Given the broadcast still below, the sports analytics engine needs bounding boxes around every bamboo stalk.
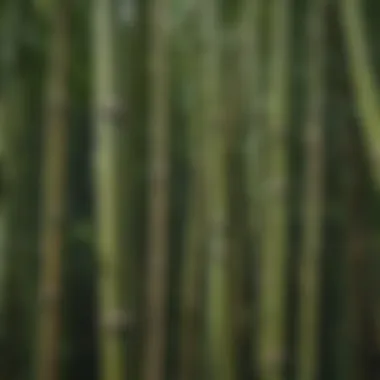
[1,80,40,380]
[239,0,265,372]
[178,164,205,380]
[92,0,127,378]
[142,0,171,377]
[338,0,380,358]
[258,0,291,379]
[296,0,326,379]
[0,101,6,337]
[35,2,70,380]
[338,0,380,188]
[0,6,42,380]
[0,0,21,341]
[200,0,235,379]
[344,122,367,380]
[223,25,249,378]
[178,17,206,380]
[240,0,264,230]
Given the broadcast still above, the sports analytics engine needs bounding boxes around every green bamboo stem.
[142,0,171,377]
[0,101,6,333]
[178,165,205,380]
[344,126,367,380]
[117,17,139,380]
[239,0,265,370]
[1,78,40,380]
[93,0,126,379]
[222,26,249,377]
[338,0,380,354]
[258,0,291,379]
[0,7,41,380]
[240,0,264,221]
[35,2,70,380]
[177,18,206,380]
[0,0,21,341]
[296,0,326,379]
[200,0,235,379]
[338,0,380,188]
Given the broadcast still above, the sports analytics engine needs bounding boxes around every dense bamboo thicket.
[0,1,380,380]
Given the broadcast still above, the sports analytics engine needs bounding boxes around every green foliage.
[1,0,380,380]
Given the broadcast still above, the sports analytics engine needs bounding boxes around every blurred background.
[0,0,379,380]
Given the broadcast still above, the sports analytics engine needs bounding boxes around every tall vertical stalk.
[239,0,265,372]
[223,24,248,379]
[338,0,380,188]
[338,0,380,354]
[178,151,205,380]
[258,0,291,379]
[177,13,206,380]
[296,0,326,379]
[240,0,264,234]
[200,0,235,379]
[0,0,21,349]
[143,0,171,377]
[35,2,70,380]
[1,76,41,380]
[0,5,43,380]
[0,102,5,331]
[93,0,126,378]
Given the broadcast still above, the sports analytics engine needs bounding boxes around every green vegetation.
[0,1,379,380]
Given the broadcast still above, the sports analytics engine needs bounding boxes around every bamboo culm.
[93,0,127,378]
[338,0,380,188]
[258,0,291,379]
[296,0,326,378]
[35,2,70,380]
[200,0,235,379]
[143,0,171,378]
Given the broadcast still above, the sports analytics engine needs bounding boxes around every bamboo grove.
[0,0,380,380]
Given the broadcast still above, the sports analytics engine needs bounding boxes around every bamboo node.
[38,288,59,305]
[46,98,69,120]
[209,222,228,261]
[304,125,321,146]
[101,310,135,333]
[95,102,128,128]
[117,0,137,27]
[262,348,285,370]
[263,178,285,197]
[270,126,288,142]
[46,211,66,228]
